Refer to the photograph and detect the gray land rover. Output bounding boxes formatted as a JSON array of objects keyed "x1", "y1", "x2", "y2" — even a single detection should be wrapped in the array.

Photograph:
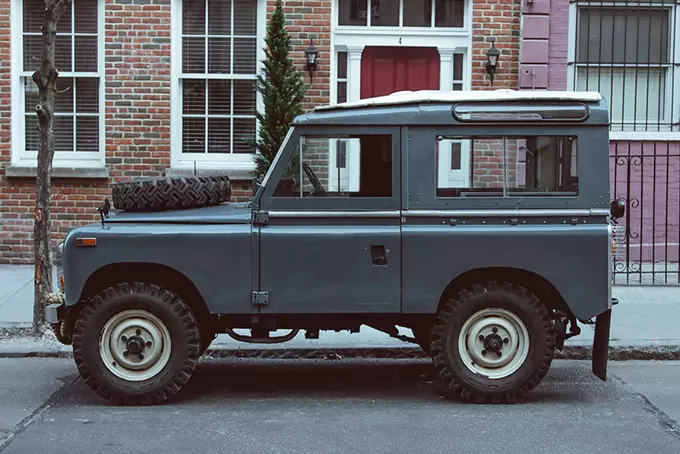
[{"x1": 47, "y1": 90, "x2": 624, "y2": 405}]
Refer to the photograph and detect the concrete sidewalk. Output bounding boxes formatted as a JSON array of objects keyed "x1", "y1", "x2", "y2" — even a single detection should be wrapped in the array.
[{"x1": 1, "y1": 264, "x2": 679, "y2": 358}]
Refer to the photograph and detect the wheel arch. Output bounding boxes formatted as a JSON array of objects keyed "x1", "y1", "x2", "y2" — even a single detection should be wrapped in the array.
[
  {"x1": 72, "y1": 262, "x2": 214, "y2": 333},
  {"x1": 437, "y1": 267, "x2": 569, "y2": 315}
]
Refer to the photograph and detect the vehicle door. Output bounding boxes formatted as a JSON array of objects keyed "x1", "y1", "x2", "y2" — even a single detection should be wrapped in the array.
[{"x1": 253, "y1": 126, "x2": 402, "y2": 314}]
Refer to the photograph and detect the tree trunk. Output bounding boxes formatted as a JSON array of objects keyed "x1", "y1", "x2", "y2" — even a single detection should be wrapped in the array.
[{"x1": 32, "y1": 0, "x2": 71, "y2": 334}]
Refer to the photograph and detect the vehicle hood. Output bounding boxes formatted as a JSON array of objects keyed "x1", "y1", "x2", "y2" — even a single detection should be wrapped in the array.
[{"x1": 106, "y1": 202, "x2": 253, "y2": 224}]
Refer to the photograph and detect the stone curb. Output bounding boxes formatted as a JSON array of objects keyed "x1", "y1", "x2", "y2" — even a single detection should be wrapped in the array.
[{"x1": 2, "y1": 345, "x2": 680, "y2": 361}]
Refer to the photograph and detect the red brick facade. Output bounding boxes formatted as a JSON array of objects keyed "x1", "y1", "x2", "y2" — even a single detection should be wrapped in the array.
[
  {"x1": 471, "y1": 0, "x2": 521, "y2": 90},
  {"x1": 0, "y1": 0, "x2": 522, "y2": 264}
]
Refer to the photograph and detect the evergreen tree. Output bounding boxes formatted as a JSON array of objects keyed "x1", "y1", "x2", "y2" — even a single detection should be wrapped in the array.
[{"x1": 250, "y1": 0, "x2": 307, "y2": 177}]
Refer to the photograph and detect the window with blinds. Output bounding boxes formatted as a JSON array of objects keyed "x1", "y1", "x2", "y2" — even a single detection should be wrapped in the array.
[
  {"x1": 573, "y1": 1, "x2": 678, "y2": 133},
  {"x1": 21, "y1": 0, "x2": 101, "y2": 156},
  {"x1": 180, "y1": 0, "x2": 258, "y2": 156}
]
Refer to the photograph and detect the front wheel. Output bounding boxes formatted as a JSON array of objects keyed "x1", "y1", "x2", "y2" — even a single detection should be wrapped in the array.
[
  {"x1": 72, "y1": 282, "x2": 201, "y2": 405},
  {"x1": 430, "y1": 281, "x2": 555, "y2": 404}
]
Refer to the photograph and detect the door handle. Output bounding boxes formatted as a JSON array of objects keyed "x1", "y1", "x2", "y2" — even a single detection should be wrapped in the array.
[{"x1": 370, "y1": 245, "x2": 387, "y2": 266}]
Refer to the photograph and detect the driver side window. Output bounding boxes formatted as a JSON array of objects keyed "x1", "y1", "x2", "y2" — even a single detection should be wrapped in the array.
[{"x1": 272, "y1": 134, "x2": 393, "y2": 198}]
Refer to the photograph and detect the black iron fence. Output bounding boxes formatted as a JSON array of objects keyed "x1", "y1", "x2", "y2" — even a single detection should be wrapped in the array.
[{"x1": 611, "y1": 142, "x2": 680, "y2": 284}]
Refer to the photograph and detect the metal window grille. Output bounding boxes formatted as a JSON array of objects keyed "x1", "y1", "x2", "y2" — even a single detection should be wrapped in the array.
[{"x1": 572, "y1": 0, "x2": 679, "y2": 133}]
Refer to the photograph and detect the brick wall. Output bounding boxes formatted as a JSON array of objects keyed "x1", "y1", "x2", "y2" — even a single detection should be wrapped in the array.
[{"x1": 471, "y1": 0, "x2": 521, "y2": 90}]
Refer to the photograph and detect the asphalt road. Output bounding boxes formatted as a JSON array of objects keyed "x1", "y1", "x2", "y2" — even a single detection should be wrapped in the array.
[{"x1": 1, "y1": 358, "x2": 679, "y2": 454}]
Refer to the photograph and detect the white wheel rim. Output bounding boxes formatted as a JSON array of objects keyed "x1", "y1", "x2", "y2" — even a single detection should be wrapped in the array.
[
  {"x1": 99, "y1": 309, "x2": 172, "y2": 382},
  {"x1": 457, "y1": 308, "x2": 530, "y2": 380}
]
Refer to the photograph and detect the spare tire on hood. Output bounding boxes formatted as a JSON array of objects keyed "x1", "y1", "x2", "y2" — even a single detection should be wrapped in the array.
[{"x1": 111, "y1": 176, "x2": 232, "y2": 212}]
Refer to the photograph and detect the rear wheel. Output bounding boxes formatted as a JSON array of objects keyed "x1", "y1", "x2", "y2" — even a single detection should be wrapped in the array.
[
  {"x1": 430, "y1": 281, "x2": 555, "y2": 404},
  {"x1": 72, "y1": 282, "x2": 201, "y2": 405}
]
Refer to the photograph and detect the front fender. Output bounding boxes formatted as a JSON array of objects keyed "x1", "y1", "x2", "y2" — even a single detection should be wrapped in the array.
[{"x1": 62, "y1": 222, "x2": 252, "y2": 314}]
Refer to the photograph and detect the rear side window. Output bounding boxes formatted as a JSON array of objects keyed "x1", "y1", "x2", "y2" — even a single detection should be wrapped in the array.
[{"x1": 435, "y1": 135, "x2": 578, "y2": 198}]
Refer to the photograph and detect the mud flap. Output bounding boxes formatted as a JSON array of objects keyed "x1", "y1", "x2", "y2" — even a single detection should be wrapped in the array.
[{"x1": 592, "y1": 309, "x2": 612, "y2": 381}]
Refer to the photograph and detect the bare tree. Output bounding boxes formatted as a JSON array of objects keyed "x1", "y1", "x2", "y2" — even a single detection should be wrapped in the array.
[{"x1": 32, "y1": 0, "x2": 72, "y2": 333}]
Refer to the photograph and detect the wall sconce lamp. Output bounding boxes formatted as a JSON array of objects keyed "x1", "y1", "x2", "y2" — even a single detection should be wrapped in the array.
[
  {"x1": 305, "y1": 39, "x2": 319, "y2": 83},
  {"x1": 486, "y1": 37, "x2": 500, "y2": 86}
]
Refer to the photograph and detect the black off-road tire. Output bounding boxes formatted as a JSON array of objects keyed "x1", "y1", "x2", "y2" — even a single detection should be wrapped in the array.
[
  {"x1": 430, "y1": 281, "x2": 556, "y2": 404},
  {"x1": 72, "y1": 282, "x2": 201, "y2": 405},
  {"x1": 111, "y1": 176, "x2": 231, "y2": 212}
]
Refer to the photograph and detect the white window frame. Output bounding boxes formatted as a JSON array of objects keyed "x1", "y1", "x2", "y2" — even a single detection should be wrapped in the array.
[
  {"x1": 170, "y1": 0, "x2": 266, "y2": 177},
  {"x1": 567, "y1": 0, "x2": 680, "y2": 141},
  {"x1": 10, "y1": 0, "x2": 105, "y2": 169}
]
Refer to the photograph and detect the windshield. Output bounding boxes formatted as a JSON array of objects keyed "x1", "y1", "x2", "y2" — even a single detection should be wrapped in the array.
[{"x1": 260, "y1": 127, "x2": 295, "y2": 189}]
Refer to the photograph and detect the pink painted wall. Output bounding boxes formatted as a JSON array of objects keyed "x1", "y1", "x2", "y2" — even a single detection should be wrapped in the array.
[
  {"x1": 548, "y1": 0, "x2": 569, "y2": 90},
  {"x1": 610, "y1": 141, "x2": 680, "y2": 263}
]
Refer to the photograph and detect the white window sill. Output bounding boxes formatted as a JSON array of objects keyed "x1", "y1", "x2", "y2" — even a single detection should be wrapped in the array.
[
  {"x1": 5, "y1": 165, "x2": 109, "y2": 179},
  {"x1": 609, "y1": 131, "x2": 680, "y2": 141}
]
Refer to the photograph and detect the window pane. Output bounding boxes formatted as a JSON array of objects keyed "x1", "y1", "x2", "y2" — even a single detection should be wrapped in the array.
[
  {"x1": 55, "y1": 35, "x2": 73, "y2": 71},
  {"x1": 183, "y1": 118, "x2": 206, "y2": 153},
  {"x1": 54, "y1": 116, "x2": 74, "y2": 152},
  {"x1": 76, "y1": 78, "x2": 99, "y2": 113},
  {"x1": 23, "y1": 0, "x2": 46, "y2": 33},
  {"x1": 234, "y1": 0, "x2": 257, "y2": 35},
  {"x1": 577, "y1": 8, "x2": 669, "y2": 64},
  {"x1": 23, "y1": 36, "x2": 41, "y2": 71},
  {"x1": 371, "y1": 0, "x2": 399, "y2": 26},
  {"x1": 233, "y1": 79, "x2": 255, "y2": 115},
  {"x1": 451, "y1": 142, "x2": 461, "y2": 170},
  {"x1": 208, "y1": 0, "x2": 231, "y2": 35},
  {"x1": 339, "y1": 0, "x2": 368, "y2": 25},
  {"x1": 75, "y1": 36, "x2": 98, "y2": 72},
  {"x1": 183, "y1": 37, "x2": 206, "y2": 73},
  {"x1": 24, "y1": 78, "x2": 39, "y2": 113},
  {"x1": 337, "y1": 82, "x2": 347, "y2": 103},
  {"x1": 183, "y1": 80, "x2": 206, "y2": 115},
  {"x1": 453, "y1": 53, "x2": 463, "y2": 81},
  {"x1": 24, "y1": 36, "x2": 73, "y2": 72},
  {"x1": 55, "y1": 78, "x2": 74, "y2": 113},
  {"x1": 207, "y1": 80, "x2": 230, "y2": 115},
  {"x1": 403, "y1": 0, "x2": 431, "y2": 27},
  {"x1": 76, "y1": 117, "x2": 98, "y2": 152},
  {"x1": 435, "y1": 0, "x2": 464, "y2": 27},
  {"x1": 233, "y1": 118, "x2": 256, "y2": 153},
  {"x1": 273, "y1": 135, "x2": 393, "y2": 197},
  {"x1": 57, "y1": 3, "x2": 72, "y2": 33},
  {"x1": 208, "y1": 118, "x2": 230, "y2": 153},
  {"x1": 25, "y1": 115, "x2": 38, "y2": 152},
  {"x1": 74, "y1": 0, "x2": 98, "y2": 34},
  {"x1": 337, "y1": 52, "x2": 348, "y2": 79},
  {"x1": 208, "y1": 37, "x2": 231, "y2": 73},
  {"x1": 234, "y1": 38, "x2": 256, "y2": 73},
  {"x1": 577, "y1": 67, "x2": 666, "y2": 129},
  {"x1": 183, "y1": 0, "x2": 206, "y2": 35}
]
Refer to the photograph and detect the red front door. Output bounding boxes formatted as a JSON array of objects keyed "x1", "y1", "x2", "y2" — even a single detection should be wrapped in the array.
[{"x1": 361, "y1": 46, "x2": 440, "y2": 99}]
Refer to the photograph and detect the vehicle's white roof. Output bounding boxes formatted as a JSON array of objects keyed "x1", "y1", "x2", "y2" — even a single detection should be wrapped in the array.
[{"x1": 314, "y1": 89, "x2": 603, "y2": 111}]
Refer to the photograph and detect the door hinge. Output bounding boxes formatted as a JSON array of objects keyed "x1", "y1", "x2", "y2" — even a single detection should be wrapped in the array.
[
  {"x1": 253, "y1": 211, "x2": 269, "y2": 226},
  {"x1": 252, "y1": 291, "x2": 269, "y2": 307}
]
